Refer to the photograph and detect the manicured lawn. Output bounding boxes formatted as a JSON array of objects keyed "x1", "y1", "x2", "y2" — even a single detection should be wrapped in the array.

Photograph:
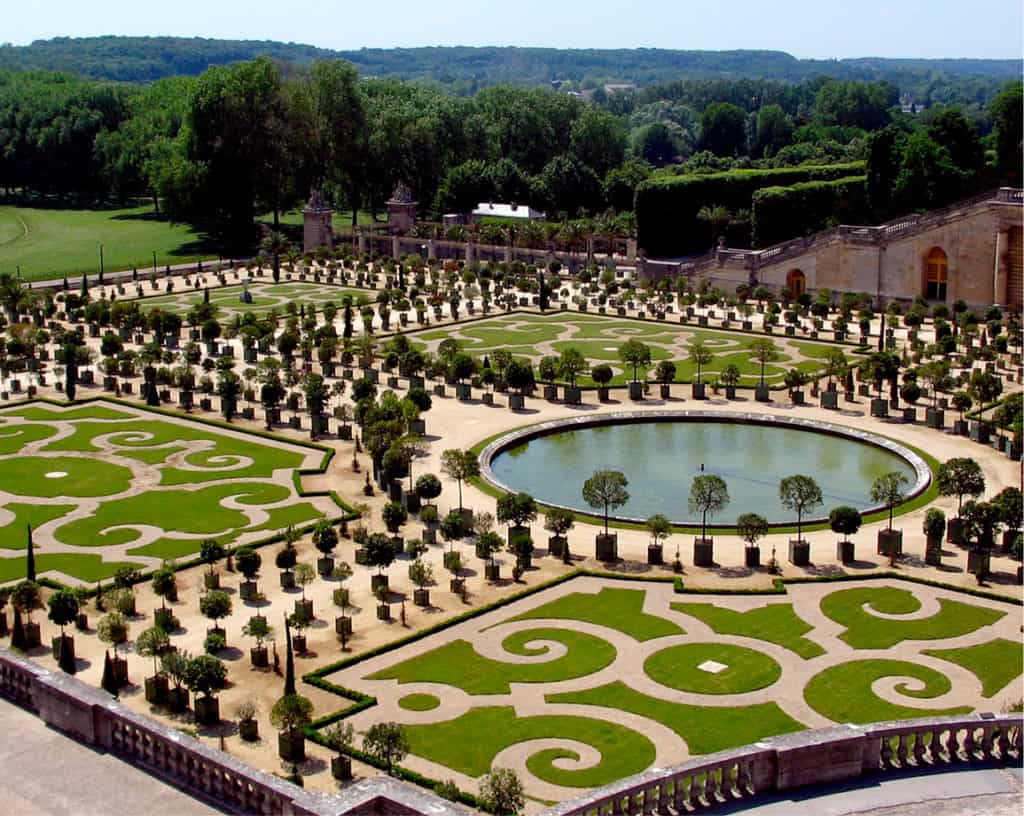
[
  {"x1": 399, "y1": 705, "x2": 656, "y2": 788},
  {"x1": 804, "y1": 659, "x2": 972, "y2": 723},
  {"x1": 398, "y1": 693, "x2": 441, "y2": 711},
  {"x1": 367, "y1": 629, "x2": 617, "y2": 695},
  {"x1": 510, "y1": 587, "x2": 683, "y2": 641},
  {"x1": 0, "y1": 400, "x2": 333, "y2": 583},
  {"x1": 0, "y1": 204, "x2": 215, "y2": 283},
  {"x1": 139, "y1": 282, "x2": 376, "y2": 318},
  {"x1": 0, "y1": 553, "x2": 143, "y2": 584},
  {"x1": 923, "y1": 639, "x2": 1024, "y2": 698},
  {"x1": 820, "y1": 587, "x2": 1005, "y2": 649},
  {"x1": 548, "y1": 681, "x2": 805, "y2": 755},
  {"x1": 670, "y1": 602, "x2": 825, "y2": 659},
  {"x1": 404, "y1": 312, "x2": 846, "y2": 388},
  {"x1": 0, "y1": 456, "x2": 133, "y2": 498},
  {"x1": 0, "y1": 503, "x2": 77, "y2": 549},
  {"x1": 643, "y1": 643, "x2": 781, "y2": 694}
]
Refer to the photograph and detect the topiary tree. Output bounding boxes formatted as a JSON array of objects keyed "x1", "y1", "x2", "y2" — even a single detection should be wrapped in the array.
[
  {"x1": 312, "y1": 520, "x2": 339, "y2": 558},
  {"x1": 582, "y1": 469, "x2": 629, "y2": 536},
  {"x1": 415, "y1": 473, "x2": 443, "y2": 505},
  {"x1": 687, "y1": 340, "x2": 713, "y2": 385},
  {"x1": 829, "y1": 506, "x2": 862, "y2": 542},
  {"x1": 870, "y1": 471, "x2": 909, "y2": 531},
  {"x1": 182, "y1": 654, "x2": 226, "y2": 705},
  {"x1": 496, "y1": 492, "x2": 538, "y2": 532},
  {"x1": 590, "y1": 363, "x2": 613, "y2": 391},
  {"x1": 382, "y1": 502, "x2": 409, "y2": 533},
  {"x1": 47, "y1": 589, "x2": 79, "y2": 665},
  {"x1": 12, "y1": 580, "x2": 41, "y2": 623},
  {"x1": 235, "y1": 546, "x2": 262, "y2": 580},
  {"x1": 151, "y1": 565, "x2": 177, "y2": 610},
  {"x1": 365, "y1": 533, "x2": 396, "y2": 578},
  {"x1": 646, "y1": 513, "x2": 672, "y2": 551},
  {"x1": 199, "y1": 589, "x2": 233, "y2": 632},
  {"x1": 136, "y1": 626, "x2": 170, "y2": 677},
  {"x1": 97, "y1": 610, "x2": 129, "y2": 658},
  {"x1": 271, "y1": 693, "x2": 313, "y2": 737},
  {"x1": 936, "y1": 457, "x2": 985, "y2": 515},
  {"x1": 779, "y1": 475, "x2": 822, "y2": 542},
  {"x1": 294, "y1": 563, "x2": 316, "y2": 601},
  {"x1": 479, "y1": 767, "x2": 525, "y2": 816},
  {"x1": 994, "y1": 487, "x2": 1023, "y2": 540},
  {"x1": 689, "y1": 475, "x2": 730, "y2": 541},
  {"x1": 200, "y1": 538, "x2": 226, "y2": 582},
  {"x1": 363, "y1": 721, "x2": 409, "y2": 775},
  {"x1": 748, "y1": 338, "x2": 779, "y2": 388},
  {"x1": 544, "y1": 507, "x2": 575, "y2": 538},
  {"x1": 923, "y1": 508, "x2": 947, "y2": 540},
  {"x1": 440, "y1": 449, "x2": 479, "y2": 512},
  {"x1": 618, "y1": 339, "x2": 652, "y2": 383},
  {"x1": 737, "y1": 512, "x2": 769, "y2": 549},
  {"x1": 439, "y1": 510, "x2": 466, "y2": 554}
]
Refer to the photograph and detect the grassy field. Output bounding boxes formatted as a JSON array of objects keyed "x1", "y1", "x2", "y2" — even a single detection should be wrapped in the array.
[
  {"x1": 670, "y1": 602, "x2": 826, "y2": 659},
  {"x1": 0, "y1": 205, "x2": 217, "y2": 283}
]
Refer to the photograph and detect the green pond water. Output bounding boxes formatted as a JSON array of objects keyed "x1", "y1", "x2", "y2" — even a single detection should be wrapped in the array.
[{"x1": 490, "y1": 421, "x2": 917, "y2": 524}]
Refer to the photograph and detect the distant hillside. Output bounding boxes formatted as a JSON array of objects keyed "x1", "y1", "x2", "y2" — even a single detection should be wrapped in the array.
[{"x1": 0, "y1": 36, "x2": 1019, "y2": 90}]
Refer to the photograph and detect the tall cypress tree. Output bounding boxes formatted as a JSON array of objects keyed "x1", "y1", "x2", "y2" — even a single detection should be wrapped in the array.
[
  {"x1": 101, "y1": 650, "x2": 118, "y2": 695},
  {"x1": 11, "y1": 606, "x2": 26, "y2": 651},
  {"x1": 25, "y1": 525, "x2": 35, "y2": 582},
  {"x1": 284, "y1": 614, "x2": 296, "y2": 696}
]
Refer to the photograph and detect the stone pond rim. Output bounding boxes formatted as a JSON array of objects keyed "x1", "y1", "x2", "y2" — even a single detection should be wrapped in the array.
[{"x1": 478, "y1": 410, "x2": 932, "y2": 529}]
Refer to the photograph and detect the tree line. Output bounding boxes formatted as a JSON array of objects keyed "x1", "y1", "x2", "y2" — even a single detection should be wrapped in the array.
[{"x1": 0, "y1": 60, "x2": 1019, "y2": 254}]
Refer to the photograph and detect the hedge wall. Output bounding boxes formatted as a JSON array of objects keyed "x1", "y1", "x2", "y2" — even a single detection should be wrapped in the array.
[
  {"x1": 751, "y1": 175, "x2": 868, "y2": 248},
  {"x1": 635, "y1": 162, "x2": 865, "y2": 257}
]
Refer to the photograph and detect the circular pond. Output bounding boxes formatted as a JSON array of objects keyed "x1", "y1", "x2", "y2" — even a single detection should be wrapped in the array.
[{"x1": 482, "y1": 412, "x2": 928, "y2": 526}]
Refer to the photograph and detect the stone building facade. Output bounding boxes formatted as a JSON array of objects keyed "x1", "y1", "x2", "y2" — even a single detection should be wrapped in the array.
[{"x1": 647, "y1": 188, "x2": 1023, "y2": 309}]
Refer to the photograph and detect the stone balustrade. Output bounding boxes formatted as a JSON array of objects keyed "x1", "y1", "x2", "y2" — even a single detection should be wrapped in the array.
[
  {"x1": 3, "y1": 647, "x2": 1021, "y2": 816},
  {"x1": 545, "y1": 715, "x2": 1023, "y2": 816}
]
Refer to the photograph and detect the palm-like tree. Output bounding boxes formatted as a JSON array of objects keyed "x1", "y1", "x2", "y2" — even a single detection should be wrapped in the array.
[
  {"x1": 697, "y1": 205, "x2": 731, "y2": 248},
  {"x1": 261, "y1": 231, "x2": 289, "y2": 283}
]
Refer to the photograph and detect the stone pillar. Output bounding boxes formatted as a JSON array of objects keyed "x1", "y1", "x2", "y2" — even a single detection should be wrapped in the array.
[
  {"x1": 466, "y1": 241, "x2": 476, "y2": 266},
  {"x1": 391, "y1": 236, "x2": 401, "y2": 259},
  {"x1": 504, "y1": 244, "x2": 513, "y2": 264},
  {"x1": 302, "y1": 190, "x2": 333, "y2": 253},
  {"x1": 626, "y1": 238, "x2": 638, "y2": 261},
  {"x1": 993, "y1": 227, "x2": 1005, "y2": 305},
  {"x1": 357, "y1": 232, "x2": 368, "y2": 256},
  {"x1": 427, "y1": 239, "x2": 437, "y2": 260}
]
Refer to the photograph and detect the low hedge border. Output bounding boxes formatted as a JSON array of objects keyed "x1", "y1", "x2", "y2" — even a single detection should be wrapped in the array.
[
  {"x1": 301, "y1": 567, "x2": 1019, "y2": 804},
  {"x1": 0, "y1": 396, "x2": 358, "y2": 593}
]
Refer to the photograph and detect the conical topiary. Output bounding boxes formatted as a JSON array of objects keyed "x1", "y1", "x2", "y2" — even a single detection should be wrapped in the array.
[
  {"x1": 58, "y1": 635, "x2": 76, "y2": 675},
  {"x1": 284, "y1": 614, "x2": 296, "y2": 696},
  {"x1": 25, "y1": 524, "x2": 35, "y2": 582},
  {"x1": 101, "y1": 650, "x2": 118, "y2": 695},
  {"x1": 10, "y1": 606, "x2": 26, "y2": 651}
]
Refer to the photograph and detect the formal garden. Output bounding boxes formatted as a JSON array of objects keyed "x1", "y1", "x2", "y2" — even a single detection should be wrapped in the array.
[
  {"x1": 139, "y1": 281, "x2": 378, "y2": 320},
  {"x1": 319, "y1": 575, "x2": 1022, "y2": 801},
  {"x1": 0, "y1": 399, "x2": 343, "y2": 583}
]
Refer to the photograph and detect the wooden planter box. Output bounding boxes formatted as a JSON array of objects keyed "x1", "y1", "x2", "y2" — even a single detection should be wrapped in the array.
[
  {"x1": 167, "y1": 686, "x2": 189, "y2": 713},
  {"x1": 278, "y1": 731, "x2": 306, "y2": 762},
  {"x1": 335, "y1": 616, "x2": 353, "y2": 637},
  {"x1": 967, "y1": 548, "x2": 990, "y2": 577},
  {"x1": 946, "y1": 518, "x2": 965, "y2": 545},
  {"x1": 693, "y1": 538, "x2": 714, "y2": 567},
  {"x1": 145, "y1": 674, "x2": 169, "y2": 704},
  {"x1": 691, "y1": 382, "x2": 706, "y2": 400},
  {"x1": 293, "y1": 634, "x2": 307, "y2": 654},
  {"x1": 194, "y1": 696, "x2": 220, "y2": 726},
  {"x1": 647, "y1": 544, "x2": 664, "y2": 565},
  {"x1": 332, "y1": 755, "x2": 353, "y2": 781},
  {"x1": 788, "y1": 539, "x2": 810, "y2": 566},
  {"x1": 745, "y1": 546, "x2": 761, "y2": 568},
  {"x1": 51, "y1": 634, "x2": 74, "y2": 663},
  {"x1": 836, "y1": 540, "x2": 855, "y2": 564},
  {"x1": 628, "y1": 381, "x2": 644, "y2": 401},
  {"x1": 294, "y1": 598, "x2": 313, "y2": 620},
  {"x1": 508, "y1": 394, "x2": 525, "y2": 410},
  {"x1": 239, "y1": 580, "x2": 258, "y2": 601},
  {"x1": 24, "y1": 622, "x2": 41, "y2": 649},
  {"x1": 111, "y1": 655, "x2": 129, "y2": 688},
  {"x1": 449, "y1": 578, "x2": 465, "y2": 595},
  {"x1": 870, "y1": 398, "x2": 888, "y2": 418},
  {"x1": 876, "y1": 529, "x2": 903, "y2": 557},
  {"x1": 821, "y1": 392, "x2": 839, "y2": 410},
  {"x1": 317, "y1": 556, "x2": 335, "y2": 577},
  {"x1": 484, "y1": 563, "x2": 501, "y2": 582},
  {"x1": 376, "y1": 603, "x2": 391, "y2": 621},
  {"x1": 755, "y1": 384, "x2": 770, "y2": 403},
  {"x1": 548, "y1": 536, "x2": 567, "y2": 558},
  {"x1": 595, "y1": 533, "x2": 618, "y2": 562},
  {"x1": 239, "y1": 719, "x2": 259, "y2": 742},
  {"x1": 370, "y1": 574, "x2": 388, "y2": 594},
  {"x1": 925, "y1": 544, "x2": 942, "y2": 567},
  {"x1": 413, "y1": 588, "x2": 430, "y2": 607}
]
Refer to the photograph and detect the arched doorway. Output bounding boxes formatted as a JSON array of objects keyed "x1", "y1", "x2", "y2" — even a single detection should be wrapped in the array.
[
  {"x1": 924, "y1": 247, "x2": 948, "y2": 300},
  {"x1": 786, "y1": 269, "x2": 806, "y2": 298}
]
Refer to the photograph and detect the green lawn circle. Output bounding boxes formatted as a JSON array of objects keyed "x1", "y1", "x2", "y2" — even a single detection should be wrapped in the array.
[
  {"x1": 0, "y1": 455, "x2": 133, "y2": 497},
  {"x1": 644, "y1": 642, "x2": 782, "y2": 694},
  {"x1": 398, "y1": 693, "x2": 441, "y2": 712}
]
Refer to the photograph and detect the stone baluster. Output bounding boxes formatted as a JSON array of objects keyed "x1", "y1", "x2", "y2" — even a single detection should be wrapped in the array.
[
  {"x1": 703, "y1": 766, "x2": 718, "y2": 805},
  {"x1": 912, "y1": 731, "x2": 927, "y2": 764},
  {"x1": 880, "y1": 736, "x2": 893, "y2": 767},
  {"x1": 737, "y1": 760, "x2": 752, "y2": 795},
  {"x1": 962, "y1": 727, "x2": 976, "y2": 760},
  {"x1": 671, "y1": 774, "x2": 688, "y2": 812},
  {"x1": 656, "y1": 779, "x2": 671, "y2": 815},
  {"x1": 944, "y1": 726, "x2": 959, "y2": 760},
  {"x1": 996, "y1": 725, "x2": 1010, "y2": 758},
  {"x1": 896, "y1": 733, "x2": 909, "y2": 765},
  {"x1": 980, "y1": 726, "x2": 994, "y2": 760}
]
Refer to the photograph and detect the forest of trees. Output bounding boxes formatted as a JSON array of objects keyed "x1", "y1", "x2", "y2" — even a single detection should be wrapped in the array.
[
  {"x1": 0, "y1": 37, "x2": 1019, "y2": 98},
  {"x1": 0, "y1": 47, "x2": 1020, "y2": 255}
]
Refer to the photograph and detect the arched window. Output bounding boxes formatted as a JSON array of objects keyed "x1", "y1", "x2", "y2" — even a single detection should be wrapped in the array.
[
  {"x1": 786, "y1": 269, "x2": 806, "y2": 298},
  {"x1": 925, "y1": 248, "x2": 948, "y2": 300}
]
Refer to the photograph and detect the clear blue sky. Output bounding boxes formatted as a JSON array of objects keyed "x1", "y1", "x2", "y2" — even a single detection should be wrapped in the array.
[{"x1": 5, "y1": 0, "x2": 1022, "y2": 59}]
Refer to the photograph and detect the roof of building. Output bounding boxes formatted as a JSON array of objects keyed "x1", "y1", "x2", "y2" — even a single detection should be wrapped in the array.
[{"x1": 471, "y1": 202, "x2": 546, "y2": 220}]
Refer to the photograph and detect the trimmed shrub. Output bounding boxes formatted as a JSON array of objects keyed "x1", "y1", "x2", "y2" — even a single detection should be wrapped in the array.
[{"x1": 752, "y1": 176, "x2": 868, "y2": 247}]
